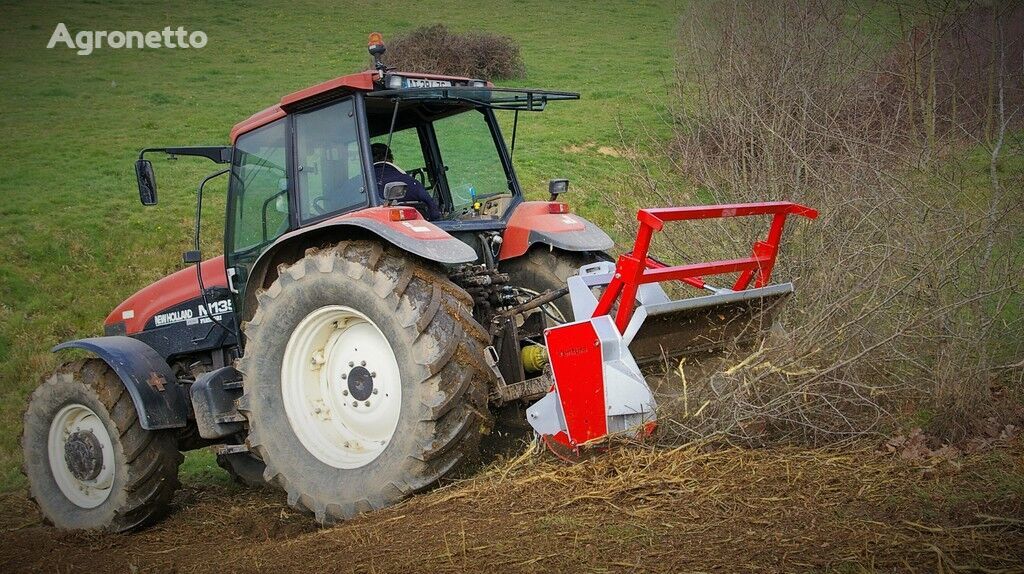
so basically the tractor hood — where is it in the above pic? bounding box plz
[105,257,229,336]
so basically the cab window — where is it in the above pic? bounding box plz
[295,99,367,222]
[229,120,289,254]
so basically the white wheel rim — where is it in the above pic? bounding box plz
[47,404,115,508]
[281,305,402,469]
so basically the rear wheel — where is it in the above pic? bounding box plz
[21,359,182,531]
[238,240,494,523]
[502,247,613,325]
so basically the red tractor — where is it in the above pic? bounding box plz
[21,36,815,531]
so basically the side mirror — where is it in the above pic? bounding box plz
[383,181,408,202]
[135,159,157,205]
[548,178,569,201]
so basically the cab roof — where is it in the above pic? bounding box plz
[229,70,490,143]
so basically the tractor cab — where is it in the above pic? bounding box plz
[222,70,583,307]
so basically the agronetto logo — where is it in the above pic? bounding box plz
[46,23,207,56]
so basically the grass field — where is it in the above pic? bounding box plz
[0,0,685,490]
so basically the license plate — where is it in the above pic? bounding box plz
[405,78,452,88]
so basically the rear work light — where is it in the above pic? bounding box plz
[388,207,418,221]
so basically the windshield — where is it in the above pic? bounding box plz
[432,109,510,212]
[366,98,517,219]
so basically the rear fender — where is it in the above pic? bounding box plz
[498,201,613,260]
[241,207,477,321]
[53,336,189,430]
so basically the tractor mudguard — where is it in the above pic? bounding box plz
[241,206,477,320]
[498,201,614,260]
[53,336,189,430]
[271,206,477,265]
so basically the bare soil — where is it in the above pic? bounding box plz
[1,442,1021,573]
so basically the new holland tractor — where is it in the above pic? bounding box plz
[21,35,816,531]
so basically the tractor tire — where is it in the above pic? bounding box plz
[237,240,494,524]
[21,359,182,532]
[501,247,613,323]
[216,451,268,488]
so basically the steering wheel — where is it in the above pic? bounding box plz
[311,196,327,215]
[406,167,429,189]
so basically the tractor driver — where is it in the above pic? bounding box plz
[371,143,441,220]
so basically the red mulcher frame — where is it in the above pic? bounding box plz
[592,201,819,332]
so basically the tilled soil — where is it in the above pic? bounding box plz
[1,442,1021,573]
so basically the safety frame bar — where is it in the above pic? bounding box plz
[593,202,819,332]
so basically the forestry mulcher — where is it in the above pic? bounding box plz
[22,35,816,531]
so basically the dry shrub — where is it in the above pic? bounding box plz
[608,0,1024,445]
[380,24,526,80]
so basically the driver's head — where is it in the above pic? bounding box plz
[371,143,393,164]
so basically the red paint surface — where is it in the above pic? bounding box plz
[263,206,451,243]
[594,202,818,332]
[497,201,585,260]
[545,320,607,446]
[105,257,227,334]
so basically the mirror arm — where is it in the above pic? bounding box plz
[190,168,235,345]
[510,109,519,159]
[139,146,232,164]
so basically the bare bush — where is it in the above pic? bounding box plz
[379,25,526,80]
[608,0,1024,445]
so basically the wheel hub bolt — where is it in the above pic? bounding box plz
[360,360,366,366]
[372,389,379,395]
[341,373,347,380]
[352,401,358,408]
[370,371,376,378]
[364,401,371,407]
[342,389,349,396]
[348,361,354,367]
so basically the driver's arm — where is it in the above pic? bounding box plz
[400,174,441,220]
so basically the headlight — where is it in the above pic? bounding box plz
[386,74,404,89]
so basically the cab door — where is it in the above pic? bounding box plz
[292,97,371,224]
[224,118,291,309]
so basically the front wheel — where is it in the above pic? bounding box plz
[21,359,182,531]
[238,240,495,523]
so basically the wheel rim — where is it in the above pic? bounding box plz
[47,404,115,508]
[281,305,402,469]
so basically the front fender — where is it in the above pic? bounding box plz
[498,201,614,260]
[53,336,188,430]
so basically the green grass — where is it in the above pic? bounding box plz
[0,0,685,490]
